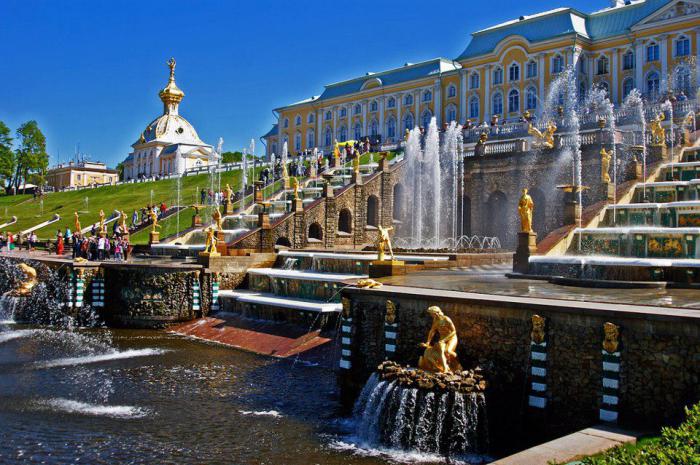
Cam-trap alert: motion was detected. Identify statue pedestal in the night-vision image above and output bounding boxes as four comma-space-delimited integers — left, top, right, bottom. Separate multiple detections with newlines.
254, 181, 264, 203
149, 231, 160, 245
223, 200, 234, 215
512, 231, 537, 274
292, 198, 304, 212
369, 260, 406, 278
648, 144, 667, 162
564, 201, 581, 225
258, 212, 270, 229
192, 214, 202, 228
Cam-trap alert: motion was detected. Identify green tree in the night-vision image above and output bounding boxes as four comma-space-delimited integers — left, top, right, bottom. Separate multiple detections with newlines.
221, 151, 243, 163
116, 161, 125, 180
13, 120, 48, 194
0, 121, 15, 192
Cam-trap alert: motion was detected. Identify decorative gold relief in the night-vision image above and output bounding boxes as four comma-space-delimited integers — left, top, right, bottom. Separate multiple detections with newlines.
385, 300, 397, 324
531, 314, 546, 344
603, 322, 620, 354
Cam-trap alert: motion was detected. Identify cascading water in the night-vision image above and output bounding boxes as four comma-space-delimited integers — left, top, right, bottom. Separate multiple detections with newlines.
351, 373, 489, 459
661, 100, 674, 178
623, 90, 647, 194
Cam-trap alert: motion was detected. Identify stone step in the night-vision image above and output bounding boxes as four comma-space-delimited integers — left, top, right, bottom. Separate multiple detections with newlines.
219, 290, 342, 313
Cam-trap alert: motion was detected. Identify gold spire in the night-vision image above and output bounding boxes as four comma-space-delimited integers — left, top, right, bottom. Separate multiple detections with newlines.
159, 57, 184, 115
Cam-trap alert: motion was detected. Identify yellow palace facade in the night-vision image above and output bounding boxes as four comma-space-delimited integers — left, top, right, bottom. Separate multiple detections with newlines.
263, 0, 700, 158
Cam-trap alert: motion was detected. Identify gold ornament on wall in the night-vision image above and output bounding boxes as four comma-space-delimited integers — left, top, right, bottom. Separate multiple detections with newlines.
341, 297, 351, 318
530, 314, 546, 344
603, 322, 620, 354
385, 300, 397, 324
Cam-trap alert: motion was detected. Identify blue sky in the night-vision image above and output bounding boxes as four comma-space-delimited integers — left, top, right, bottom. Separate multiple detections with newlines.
1, 0, 603, 167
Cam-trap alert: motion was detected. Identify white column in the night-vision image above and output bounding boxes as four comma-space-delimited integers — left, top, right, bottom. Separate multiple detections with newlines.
332, 106, 338, 143
434, 79, 442, 126
396, 93, 403, 138
538, 55, 545, 117
414, 90, 419, 128
347, 104, 352, 140
635, 40, 644, 93
460, 70, 468, 123
483, 65, 491, 122
362, 100, 368, 137
378, 96, 385, 138
612, 48, 619, 103
660, 34, 669, 92
316, 109, 322, 149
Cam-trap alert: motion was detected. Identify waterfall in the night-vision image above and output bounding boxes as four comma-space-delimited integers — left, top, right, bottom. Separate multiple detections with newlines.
352, 373, 489, 457
623, 90, 647, 192
282, 258, 298, 270
0, 295, 20, 323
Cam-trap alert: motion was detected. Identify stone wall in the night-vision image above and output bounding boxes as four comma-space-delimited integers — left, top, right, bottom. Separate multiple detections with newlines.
340, 286, 700, 452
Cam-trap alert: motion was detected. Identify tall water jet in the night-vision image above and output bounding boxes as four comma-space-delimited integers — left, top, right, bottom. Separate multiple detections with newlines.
404, 127, 423, 246
423, 118, 441, 249
443, 121, 464, 244
623, 90, 647, 194
661, 99, 674, 178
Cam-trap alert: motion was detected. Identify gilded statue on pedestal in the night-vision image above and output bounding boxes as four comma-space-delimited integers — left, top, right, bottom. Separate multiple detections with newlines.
528, 121, 557, 149
518, 188, 534, 233
204, 226, 219, 255
385, 300, 397, 324
376, 225, 394, 261
418, 306, 462, 373
292, 177, 300, 200
10, 263, 37, 297
212, 207, 223, 231
600, 148, 612, 183
98, 209, 106, 234
224, 184, 233, 203
74, 211, 81, 233
149, 210, 160, 232
649, 113, 666, 145
353, 153, 360, 175
603, 322, 620, 353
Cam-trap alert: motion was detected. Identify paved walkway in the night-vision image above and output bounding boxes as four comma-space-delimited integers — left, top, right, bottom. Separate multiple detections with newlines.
490, 425, 638, 465
379, 264, 700, 310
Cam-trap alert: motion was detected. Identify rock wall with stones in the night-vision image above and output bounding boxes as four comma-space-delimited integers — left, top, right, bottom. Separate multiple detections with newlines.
102, 265, 208, 328
341, 286, 700, 453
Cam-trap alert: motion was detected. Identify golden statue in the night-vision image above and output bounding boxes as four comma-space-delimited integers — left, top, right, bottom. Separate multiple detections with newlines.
292, 177, 300, 200
98, 209, 106, 233
119, 210, 128, 233
528, 121, 557, 149
341, 297, 351, 319
10, 263, 37, 297
518, 188, 534, 233
603, 322, 620, 354
212, 206, 223, 231
282, 161, 289, 180
376, 225, 394, 261
167, 57, 176, 78
204, 226, 219, 254
600, 148, 612, 183
649, 113, 666, 145
333, 140, 341, 165
418, 306, 462, 373
404, 128, 410, 142
385, 300, 397, 324
74, 211, 81, 233
224, 184, 233, 203
477, 132, 488, 146
353, 153, 360, 175
531, 314, 546, 344
149, 210, 160, 232
355, 278, 382, 288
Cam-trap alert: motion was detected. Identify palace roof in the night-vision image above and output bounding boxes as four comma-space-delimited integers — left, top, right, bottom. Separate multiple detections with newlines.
456, 0, 673, 60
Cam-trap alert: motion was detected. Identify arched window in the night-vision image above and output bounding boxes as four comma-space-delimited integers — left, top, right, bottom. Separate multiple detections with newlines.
526, 87, 537, 110
295, 115, 302, 125
387, 97, 396, 108
307, 113, 315, 124
324, 127, 332, 146
370, 120, 378, 136
446, 105, 457, 123
339, 108, 347, 118
308, 223, 323, 241
492, 93, 503, 115
283, 118, 289, 128
387, 118, 396, 138
422, 90, 432, 102
470, 72, 480, 89
367, 195, 379, 227
552, 55, 564, 74
469, 96, 480, 119
404, 94, 414, 105
306, 129, 315, 148
622, 78, 634, 99
675, 35, 690, 57
623, 50, 635, 70
646, 71, 660, 97
509, 63, 520, 82
339, 126, 348, 142
447, 85, 457, 98
421, 110, 432, 129
325, 111, 332, 121
294, 132, 301, 151
508, 89, 519, 113
493, 67, 503, 85
370, 100, 378, 112
354, 123, 362, 141
646, 42, 659, 62
675, 66, 691, 94
404, 113, 414, 131
354, 104, 362, 115
526, 60, 537, 78
338, 209, 352, 234
596, 56, 609, 75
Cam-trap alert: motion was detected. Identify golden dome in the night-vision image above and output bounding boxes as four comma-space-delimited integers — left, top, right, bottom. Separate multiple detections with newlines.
159, 58, 185, 113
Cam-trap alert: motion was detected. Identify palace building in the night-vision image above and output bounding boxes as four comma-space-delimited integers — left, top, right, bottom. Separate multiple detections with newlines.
46, 161, 118, 191
122, 59, 217, 180
263, 0, 700, 158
